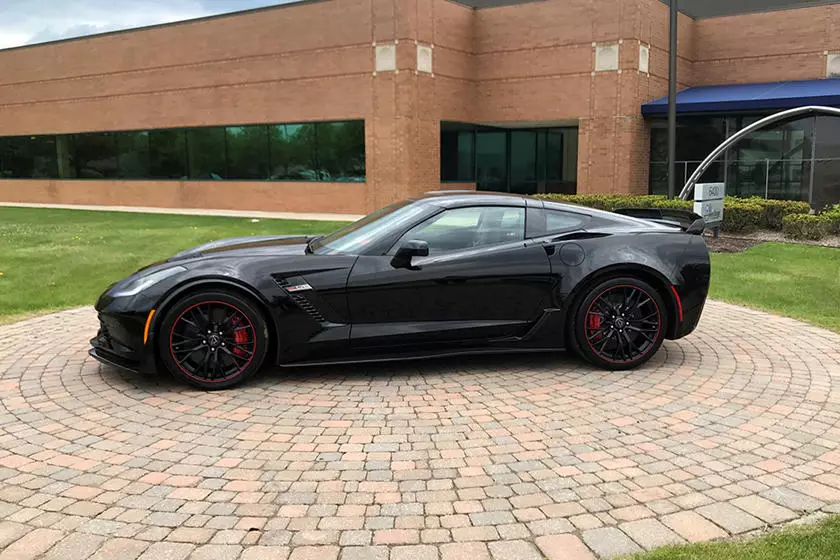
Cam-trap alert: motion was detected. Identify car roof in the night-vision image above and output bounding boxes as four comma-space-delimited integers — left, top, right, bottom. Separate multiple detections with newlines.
416, 190, 529, 207
412, 191, 669, 230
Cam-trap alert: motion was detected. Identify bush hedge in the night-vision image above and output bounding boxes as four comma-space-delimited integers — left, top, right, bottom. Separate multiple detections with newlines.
721, 201, 764, 233
535, 194, 813, 234
823, 204, 840, 235
782, 213, 833, 240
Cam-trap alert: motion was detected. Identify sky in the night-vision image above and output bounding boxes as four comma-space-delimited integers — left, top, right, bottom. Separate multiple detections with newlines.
0, 0, 299, 49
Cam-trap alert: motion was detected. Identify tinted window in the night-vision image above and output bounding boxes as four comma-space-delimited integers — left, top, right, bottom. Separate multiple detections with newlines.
117, 131, 150, 179
0, 120, 365, 182
441, 125, 475, 182
318, 121, 366, 182
397, 206, 525, 255
269, 124, 318, 180
526, 207, 588, 238
149, 129, 188, 179
75, 132, 118, 179
188, 128, 226, 179
0, 136, 58, 179
226, 125, 269, 180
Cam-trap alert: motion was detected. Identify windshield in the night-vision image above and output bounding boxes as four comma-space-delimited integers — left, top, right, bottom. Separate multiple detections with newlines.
309, 200, 428, 255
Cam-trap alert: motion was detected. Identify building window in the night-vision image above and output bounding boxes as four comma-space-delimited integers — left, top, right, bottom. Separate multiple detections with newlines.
269, 124, 318, 181
318, 121, 366, 182
0, 136, 58, 179
648, 115, 825, 203
188, 127, 226, 180
117, 131, 150, 179
75, 132, 118, 179
226, 125, 269, 180
0, 120, 365, 183
441, 123, 578, 195
149, 129, 188, 179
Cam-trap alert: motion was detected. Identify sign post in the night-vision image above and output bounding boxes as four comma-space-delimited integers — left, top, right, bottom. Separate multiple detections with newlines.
694, 182, 724, 237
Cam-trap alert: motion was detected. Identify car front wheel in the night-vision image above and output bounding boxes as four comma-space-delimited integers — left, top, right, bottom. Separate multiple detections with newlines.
574, 277, 667, 370
158, 290, 269, 389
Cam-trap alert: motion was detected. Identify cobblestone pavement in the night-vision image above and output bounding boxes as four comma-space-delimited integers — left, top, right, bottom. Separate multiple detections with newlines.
1, 301, 840, 560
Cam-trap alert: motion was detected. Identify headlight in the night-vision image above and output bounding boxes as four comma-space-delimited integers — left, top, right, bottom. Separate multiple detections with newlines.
111, 266, 186, 297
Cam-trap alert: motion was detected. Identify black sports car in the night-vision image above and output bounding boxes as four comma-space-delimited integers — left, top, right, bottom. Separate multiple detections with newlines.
91, 192, 710, 389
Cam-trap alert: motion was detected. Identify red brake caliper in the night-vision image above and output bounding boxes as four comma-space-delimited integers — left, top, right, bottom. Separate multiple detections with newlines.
232, 316, 249, 357
588, 314, 602, 340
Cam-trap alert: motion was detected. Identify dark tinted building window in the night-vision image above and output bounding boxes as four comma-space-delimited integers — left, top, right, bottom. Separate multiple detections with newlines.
56, 136, 76, 178
510, 130, 537, 194
117, 131, 150, 179
441, 124, 475, 182
149, 129, 188, 179
75, 132, 118, 179
269, 124, 318, 180
0, 120, 365, 182
476, 132, 507, 192
188, 127, 226, 180
226, 125, 269, 180
318, 121, 366, 182
442, 123, 577, 195
0, 136, 58, 179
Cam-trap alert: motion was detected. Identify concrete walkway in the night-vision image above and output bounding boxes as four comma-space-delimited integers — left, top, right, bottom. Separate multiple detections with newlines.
0, 202, 363, 222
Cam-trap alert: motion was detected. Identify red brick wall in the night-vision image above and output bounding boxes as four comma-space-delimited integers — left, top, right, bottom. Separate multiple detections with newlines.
693, 5, 840, 85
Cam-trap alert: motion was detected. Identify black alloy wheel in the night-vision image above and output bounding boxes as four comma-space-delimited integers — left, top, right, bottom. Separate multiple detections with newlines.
574, 277, 667, 370
158, 290, 268, 389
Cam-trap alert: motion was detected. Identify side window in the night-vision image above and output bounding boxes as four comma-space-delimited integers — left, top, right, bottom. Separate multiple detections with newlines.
526, 207, 589, 238
395, 206, 525, 255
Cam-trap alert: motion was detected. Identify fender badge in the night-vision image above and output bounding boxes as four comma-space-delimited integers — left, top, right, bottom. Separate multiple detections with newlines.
286, 283, 313, 293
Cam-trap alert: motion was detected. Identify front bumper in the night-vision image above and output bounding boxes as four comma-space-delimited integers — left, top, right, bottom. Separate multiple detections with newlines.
89, 313, 158, 374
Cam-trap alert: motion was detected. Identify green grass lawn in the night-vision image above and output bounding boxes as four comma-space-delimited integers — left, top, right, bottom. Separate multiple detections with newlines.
709, 242, 840, 333
624, 516, 840, 560
0, 207, 349, 324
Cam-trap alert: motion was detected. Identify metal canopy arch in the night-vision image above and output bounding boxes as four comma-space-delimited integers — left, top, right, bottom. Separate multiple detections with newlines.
678, 105, 840, 201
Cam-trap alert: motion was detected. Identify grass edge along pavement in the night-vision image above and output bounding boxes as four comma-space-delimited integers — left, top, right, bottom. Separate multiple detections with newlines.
621, 514, 840, 560
708, 242, 840, 334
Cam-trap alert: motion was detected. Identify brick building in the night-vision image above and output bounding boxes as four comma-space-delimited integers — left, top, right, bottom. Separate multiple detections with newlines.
1, 0, 840, 214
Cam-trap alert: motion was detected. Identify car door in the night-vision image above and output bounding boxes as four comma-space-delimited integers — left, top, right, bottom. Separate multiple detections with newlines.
345, 204, 553, 350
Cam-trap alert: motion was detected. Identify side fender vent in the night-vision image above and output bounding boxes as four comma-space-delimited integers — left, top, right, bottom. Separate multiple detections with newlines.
288, 293, 326, 322
272, 275, 326, 322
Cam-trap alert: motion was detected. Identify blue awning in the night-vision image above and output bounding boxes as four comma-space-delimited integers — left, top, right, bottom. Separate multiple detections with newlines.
641, 78, 840, 116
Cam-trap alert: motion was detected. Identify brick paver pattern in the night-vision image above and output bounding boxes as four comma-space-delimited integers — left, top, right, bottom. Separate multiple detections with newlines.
1, 301, 839, 559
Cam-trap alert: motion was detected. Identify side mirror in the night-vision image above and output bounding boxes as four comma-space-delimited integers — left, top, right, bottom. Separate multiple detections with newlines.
391, 240, 429, 269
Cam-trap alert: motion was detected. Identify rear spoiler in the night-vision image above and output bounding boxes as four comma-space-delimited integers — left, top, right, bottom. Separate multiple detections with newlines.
614, 208, 706, 235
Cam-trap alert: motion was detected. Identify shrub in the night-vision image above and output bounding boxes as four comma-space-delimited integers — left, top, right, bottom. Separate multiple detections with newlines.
782, 213, 832, 240
734, 197, 811, 230
721, 201, 764, 233
821, 204, 840, 235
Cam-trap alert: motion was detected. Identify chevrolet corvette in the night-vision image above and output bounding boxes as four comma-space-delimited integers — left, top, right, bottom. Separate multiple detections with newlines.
90, 192, 710, 389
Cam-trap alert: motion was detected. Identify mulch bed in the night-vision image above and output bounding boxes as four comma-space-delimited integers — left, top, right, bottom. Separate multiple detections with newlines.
704, 234, 764, 253
702, 230, 840, 253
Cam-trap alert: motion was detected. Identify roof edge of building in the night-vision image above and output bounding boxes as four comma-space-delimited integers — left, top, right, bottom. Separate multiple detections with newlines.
0, 0, 329, 54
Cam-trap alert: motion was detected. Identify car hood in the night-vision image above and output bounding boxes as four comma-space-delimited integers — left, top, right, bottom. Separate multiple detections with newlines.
167, 235, 315, 262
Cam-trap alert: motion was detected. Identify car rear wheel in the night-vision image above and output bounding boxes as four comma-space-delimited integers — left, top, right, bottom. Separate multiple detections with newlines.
573, 277, 667, 370
158, 290, 269, 389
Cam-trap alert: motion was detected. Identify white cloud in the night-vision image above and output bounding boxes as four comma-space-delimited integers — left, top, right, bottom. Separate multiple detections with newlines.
0, 0, 296, 49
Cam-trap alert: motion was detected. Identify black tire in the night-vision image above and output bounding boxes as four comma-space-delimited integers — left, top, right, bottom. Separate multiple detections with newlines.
158, 290, 269, 389
573, 276, 667, 370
